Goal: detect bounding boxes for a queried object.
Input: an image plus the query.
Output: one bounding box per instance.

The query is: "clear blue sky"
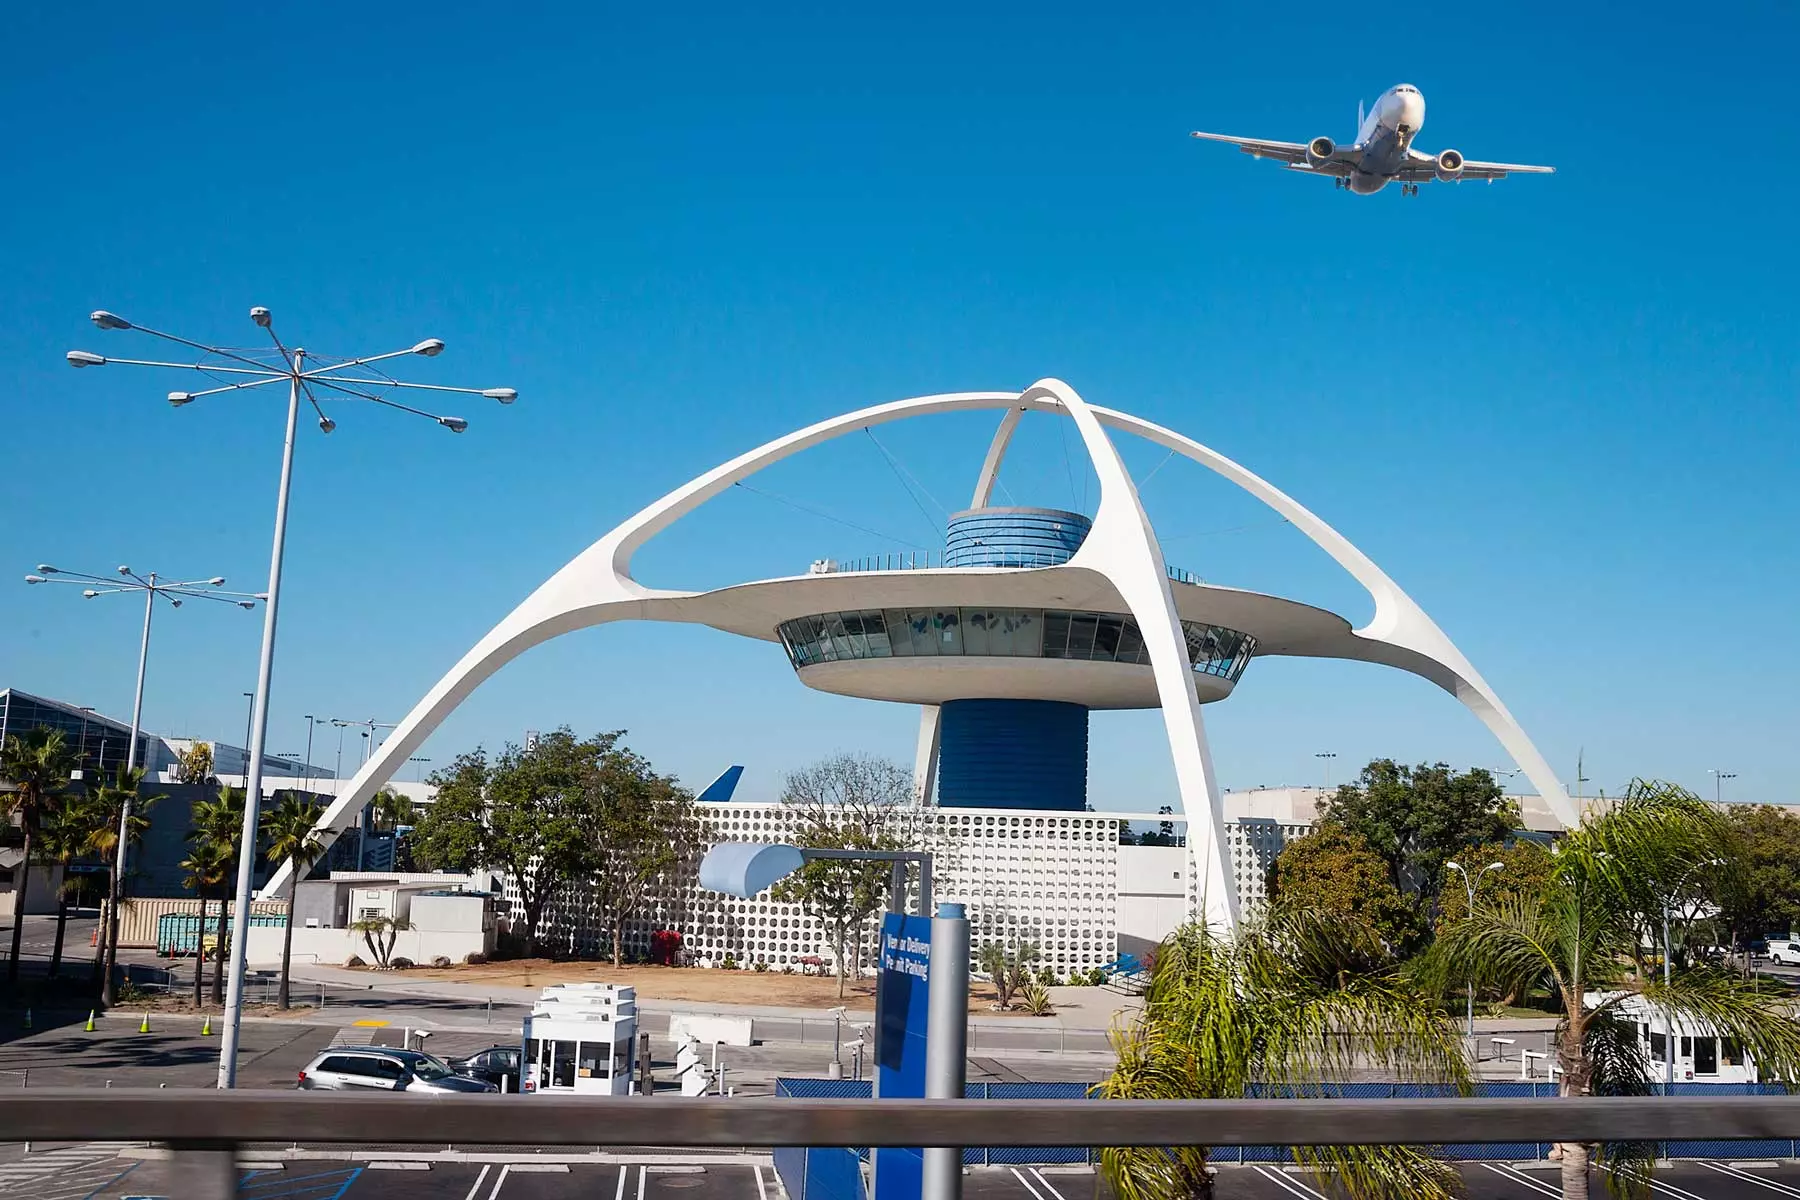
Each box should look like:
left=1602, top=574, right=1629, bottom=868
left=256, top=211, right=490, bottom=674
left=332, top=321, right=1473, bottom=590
left=3, top=2, right=1796, bottom=809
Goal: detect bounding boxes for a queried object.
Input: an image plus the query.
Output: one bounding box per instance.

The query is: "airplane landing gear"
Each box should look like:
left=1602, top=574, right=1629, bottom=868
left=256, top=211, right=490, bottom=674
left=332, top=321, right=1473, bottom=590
left=1334, top=176, right=1347, bottom=190
left=1400, top=183, right=1420, bottom=197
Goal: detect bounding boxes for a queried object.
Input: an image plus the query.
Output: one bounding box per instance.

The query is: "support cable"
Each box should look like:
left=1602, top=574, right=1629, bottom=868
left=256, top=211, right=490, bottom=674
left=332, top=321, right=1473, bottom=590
left=732, top=481, right=932, bottom=551
left=863, top=428, right=946, bottom=538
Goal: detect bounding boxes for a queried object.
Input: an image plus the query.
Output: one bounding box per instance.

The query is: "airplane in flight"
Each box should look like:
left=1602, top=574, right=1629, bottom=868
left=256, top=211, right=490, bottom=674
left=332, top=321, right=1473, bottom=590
left=1190, top=84, right=1553, bottom=196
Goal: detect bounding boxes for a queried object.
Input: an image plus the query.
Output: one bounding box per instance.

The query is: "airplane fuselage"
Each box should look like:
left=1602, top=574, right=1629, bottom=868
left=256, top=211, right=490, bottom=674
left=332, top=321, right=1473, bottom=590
left=1346, top=84, right=1426, bottom=193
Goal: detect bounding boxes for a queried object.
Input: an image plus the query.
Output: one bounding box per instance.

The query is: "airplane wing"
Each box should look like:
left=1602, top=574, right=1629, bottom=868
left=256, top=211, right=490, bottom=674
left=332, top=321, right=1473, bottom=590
left=1190, top=131, right=1354, bottom=176
left=1398, top=151, right=1556, bottom=183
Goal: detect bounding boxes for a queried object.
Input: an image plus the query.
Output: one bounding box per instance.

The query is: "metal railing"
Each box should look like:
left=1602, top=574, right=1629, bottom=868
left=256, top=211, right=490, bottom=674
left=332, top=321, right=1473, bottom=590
left=812, top=550, right=1205, bottom=585
left=4, top=1091, right=1799, bottom=1199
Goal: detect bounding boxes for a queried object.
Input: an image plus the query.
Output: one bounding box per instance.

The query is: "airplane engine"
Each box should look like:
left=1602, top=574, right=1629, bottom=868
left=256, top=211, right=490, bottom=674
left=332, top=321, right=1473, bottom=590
left=1435, top=149, right=1466, bottom=181
left=1305, top=137, right=1336, bottom=169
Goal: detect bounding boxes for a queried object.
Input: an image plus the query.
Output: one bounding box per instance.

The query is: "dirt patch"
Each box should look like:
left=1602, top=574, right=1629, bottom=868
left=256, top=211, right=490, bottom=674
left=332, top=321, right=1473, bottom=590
left=383, top=960, right=1053, bottom=1016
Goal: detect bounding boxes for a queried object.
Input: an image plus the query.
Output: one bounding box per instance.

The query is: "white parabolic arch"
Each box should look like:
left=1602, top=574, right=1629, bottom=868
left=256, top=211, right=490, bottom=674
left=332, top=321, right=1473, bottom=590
left=269, top=380, right=1575, bottom=930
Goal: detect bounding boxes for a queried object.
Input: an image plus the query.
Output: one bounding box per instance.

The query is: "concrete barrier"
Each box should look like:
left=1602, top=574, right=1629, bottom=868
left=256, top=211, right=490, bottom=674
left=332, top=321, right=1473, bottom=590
left=669, top=1013, right=754, bottom=1047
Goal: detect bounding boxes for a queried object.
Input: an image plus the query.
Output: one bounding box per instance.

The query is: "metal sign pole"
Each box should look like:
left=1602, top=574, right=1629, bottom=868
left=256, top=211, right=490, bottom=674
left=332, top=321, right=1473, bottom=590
left=921, top=902, right=969, bottom=1200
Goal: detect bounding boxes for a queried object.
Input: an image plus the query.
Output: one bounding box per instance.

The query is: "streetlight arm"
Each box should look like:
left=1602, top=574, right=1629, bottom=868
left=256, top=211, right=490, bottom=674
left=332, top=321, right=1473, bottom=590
left=306, top=376, right=456, bottom=423
left=307, top=376, right=514, bottom=399
left=123, top=322, right=286, bottom=375
left=169, top=376, right=292, bottom=401
left=81, top=357, right=285, bottom=378
left=299, top=346, right=431, bottom=376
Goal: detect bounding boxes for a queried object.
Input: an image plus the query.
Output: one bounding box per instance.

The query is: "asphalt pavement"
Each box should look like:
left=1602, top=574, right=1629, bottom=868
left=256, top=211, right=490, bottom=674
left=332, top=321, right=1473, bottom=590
left=7, top=1153, right=1800, bottom=1200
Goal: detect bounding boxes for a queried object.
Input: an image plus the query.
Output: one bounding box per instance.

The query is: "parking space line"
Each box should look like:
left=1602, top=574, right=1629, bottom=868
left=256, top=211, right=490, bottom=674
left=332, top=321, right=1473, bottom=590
left=78, top=1162, right=139, bottom=1200
left=616, top=1164, right=630, bottom=1200
left=486, top=1164, right=512, bottom=1200
left=1602, top=1165, right=1707, bottom=1200
left=1029, top=1169, right=1068, bottom=1200
left=1701, top=1162, right=1800, bottom=1197
left=1479, top=1163, right=1561, bottom=1198
left=1249, top=1165, right=1328, bottom=1200
left=1010, top=1167, right=1048, bottom=1200
left=462, top=1164, right=492, bottom=1200
left=754, top=1162, right=769, bottom=1200
left=638, top=1165, right=648, bottom=1200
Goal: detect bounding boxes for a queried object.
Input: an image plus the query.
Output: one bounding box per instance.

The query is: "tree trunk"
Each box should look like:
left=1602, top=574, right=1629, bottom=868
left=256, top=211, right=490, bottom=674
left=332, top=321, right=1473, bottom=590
left=101, top=860, right=124, bottom=1004
left=524, top=895, right=543, bottom=959
left=835, top=925, right=849, bottom=999
left=1558, top=1139, right=1591, bottom=1200
left=210, top=897, right=227, bottom=1006
left=611, top=921, right=624, bottom=968
left=193, top=898, right=207, bottom=1006
left=49, top=894, right=69, bottom=977
left=5, top=827, right=32, bottom=982
left=277, top=865, right=298, bottom=1010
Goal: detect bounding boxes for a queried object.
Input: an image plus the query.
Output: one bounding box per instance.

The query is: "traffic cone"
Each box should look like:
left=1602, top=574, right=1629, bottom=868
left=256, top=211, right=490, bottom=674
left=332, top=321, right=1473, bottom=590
left=139, top=1012, right=151, bottom=1033
left=201, top=1013, right=212, bottom=1036
left=85, top=1010, right=96, bottom=1032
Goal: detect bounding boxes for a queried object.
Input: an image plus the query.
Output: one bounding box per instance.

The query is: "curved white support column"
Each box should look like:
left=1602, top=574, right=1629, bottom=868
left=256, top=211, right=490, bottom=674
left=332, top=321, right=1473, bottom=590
left=1088, top=406, right=1575, bottom=828
left=913, top=704, right=941, bottom=807
left=970, top=407, right=1025, bottom=508
left=1032, top=380, right=1239, bottom=932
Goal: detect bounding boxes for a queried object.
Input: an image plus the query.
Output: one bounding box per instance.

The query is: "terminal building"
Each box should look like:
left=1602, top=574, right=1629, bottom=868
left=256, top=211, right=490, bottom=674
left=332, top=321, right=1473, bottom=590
left=274, top=379, right=1578, bottom=952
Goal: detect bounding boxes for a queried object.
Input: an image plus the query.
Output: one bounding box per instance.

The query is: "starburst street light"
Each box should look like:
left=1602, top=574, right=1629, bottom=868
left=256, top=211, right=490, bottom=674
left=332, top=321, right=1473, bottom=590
left=24, top=563, right=261, bottom=1006
left=66, top=306, right=516, bottom=1090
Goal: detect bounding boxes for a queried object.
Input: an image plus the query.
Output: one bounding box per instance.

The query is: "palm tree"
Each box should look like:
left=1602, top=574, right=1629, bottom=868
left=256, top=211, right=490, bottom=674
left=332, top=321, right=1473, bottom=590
left=34, top=795, right=94, bottom=979
left=86, top=766, right=160, bottom=1005
left=1096, top=908, right=1469, bottom=1200
left=370, top=788, right=414, bottom=833
left=189, top=786, right=246, bottom=1007
left=1, top=727, right=77, bottom=982
left=179, top=838, right=232, bottom=1007
left=264, top=792, right=326, bottom=1010
left=1435, top=781, right=1800, bottom=1200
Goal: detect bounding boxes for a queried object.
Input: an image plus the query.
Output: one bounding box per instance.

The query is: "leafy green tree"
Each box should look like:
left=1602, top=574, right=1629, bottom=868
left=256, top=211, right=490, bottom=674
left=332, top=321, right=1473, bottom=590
left=1435, top=781, right=1800, bottom=1200
left=1322, top=759, right=1518, bottom=917
left=768, top=754, right=913, bottom=998
left=1434, top=838, right=1557, bottom=1007
left=2, top=727, right=77, bottom=982
left=1269, top=823, right=1419, bottom=950
left=1714, top=805, right=1800, bottom=952
left=370, top=788, right=414, bottom=832
left=189, top=786, right=246, bottom=1006
left=1096, top=909, right=1469, bottom=1200
left=585, top=746, right=701, bottom=966
left=89, top=765, right=161, bottom=1005
left=413, top=728, right=619, bottom=958
left=265, top=792, right=328, bottom=1010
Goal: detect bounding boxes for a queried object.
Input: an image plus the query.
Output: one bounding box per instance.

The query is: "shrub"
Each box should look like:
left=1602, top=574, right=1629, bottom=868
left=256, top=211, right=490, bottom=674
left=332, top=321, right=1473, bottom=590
left=721, top=954, right=739, bottom=971
left=1036, top=965, right=1060, bottom=988
left=752, top=959, right=769, bottom=973
left=781, top=964, right=795, bottom=975
left=390, top=956, right=416, bottom=970
left=345, top=955, right=367, bottom=968
left=1086, top=967, right=1108, bottom=987
left=464, top=951, right=488, bottom=966
left=649, top=929, right=683, bottom=966
left=1023, top=982, right=1055, bottom=1016
left=430, top=955, right=453, bottom=969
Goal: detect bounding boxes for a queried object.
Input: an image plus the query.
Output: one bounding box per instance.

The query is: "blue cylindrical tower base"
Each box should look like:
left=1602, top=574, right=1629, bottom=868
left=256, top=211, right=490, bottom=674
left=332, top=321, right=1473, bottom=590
left=937, top=699, right=1089, bottom=811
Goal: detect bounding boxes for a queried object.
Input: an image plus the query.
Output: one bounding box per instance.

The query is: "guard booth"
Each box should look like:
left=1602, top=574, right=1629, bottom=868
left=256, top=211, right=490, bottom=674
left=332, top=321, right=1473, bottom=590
left=522, top=983, right=638, bottom=1096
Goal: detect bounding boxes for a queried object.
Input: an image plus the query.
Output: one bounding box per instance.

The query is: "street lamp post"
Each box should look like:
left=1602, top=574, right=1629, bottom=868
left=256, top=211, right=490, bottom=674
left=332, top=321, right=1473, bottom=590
left=23, top=564, right=259, bottom=1006
left=1446, top=859, right=1504, bottom=1039
left=1707, top=770, right=1737, bottom=805
left=1661, top=857, right=1724, bottom=1089
left=328, top=717, right=397, bottom=869
left=1314, top=751, right=1337, bottom=790
left=67, top=306, right=515, bottom=1089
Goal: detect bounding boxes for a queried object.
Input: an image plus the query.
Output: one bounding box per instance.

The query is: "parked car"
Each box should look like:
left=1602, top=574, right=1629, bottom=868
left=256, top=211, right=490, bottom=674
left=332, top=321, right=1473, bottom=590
left=297, top=1047, right=497, bottom=1093
left=449, top=1045, right=522, bottom=1090
left=1765, top=939, right=1800, bottom=966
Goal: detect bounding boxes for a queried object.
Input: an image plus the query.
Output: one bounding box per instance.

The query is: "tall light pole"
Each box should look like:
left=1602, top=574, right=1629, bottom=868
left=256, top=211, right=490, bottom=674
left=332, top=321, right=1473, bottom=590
left=1661, top=856, right=1724, bottom=1089
left=23, top=563, right=259, bottom=1006
left=328, top=717, right=397, bottom=868
left=1446, top=859, right=1504, bottom=1039
left=67, top=306, right=515, bottom=1089
left=240, top=692, right=256, bottom=778
left=1707, top=769, right=1737, bottom=805
left=301, top=715, right=328, bottom=789
left=1314, top=751, right=1337, bottom=790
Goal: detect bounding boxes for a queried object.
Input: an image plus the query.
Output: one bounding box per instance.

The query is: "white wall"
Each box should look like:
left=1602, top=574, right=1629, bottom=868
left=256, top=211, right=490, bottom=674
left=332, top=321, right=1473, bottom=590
left=243, top=923, right=490, bottom=968
left=1117, top=845, right=1188, bottom=956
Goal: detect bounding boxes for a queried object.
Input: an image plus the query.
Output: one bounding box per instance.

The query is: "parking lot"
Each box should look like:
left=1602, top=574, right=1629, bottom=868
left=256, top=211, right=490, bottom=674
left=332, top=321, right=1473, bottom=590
left=6, top=1151, right=1800, bottom=1200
